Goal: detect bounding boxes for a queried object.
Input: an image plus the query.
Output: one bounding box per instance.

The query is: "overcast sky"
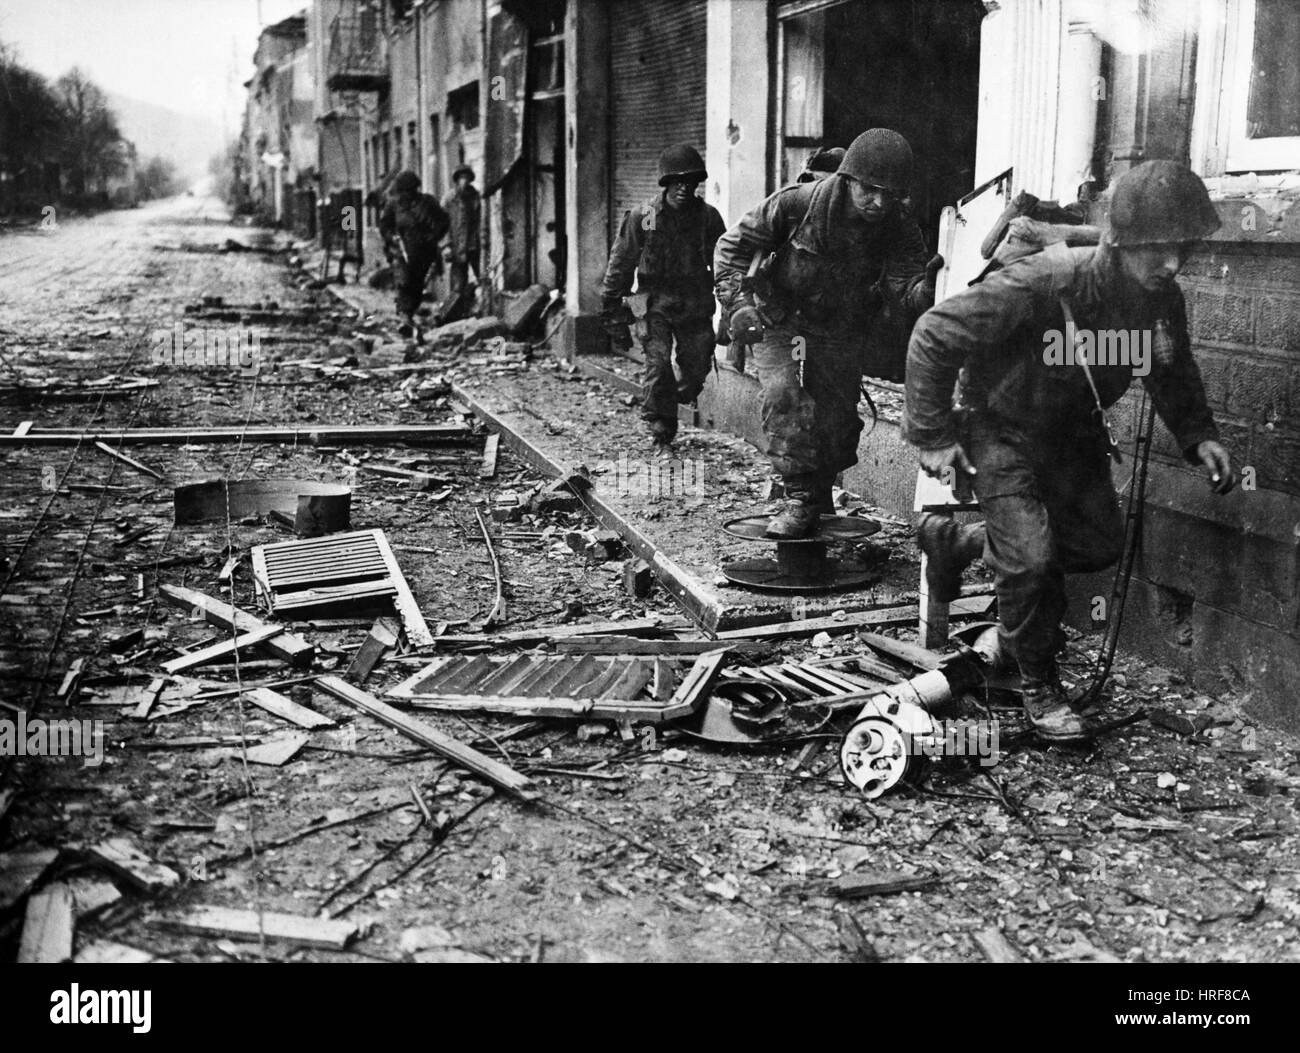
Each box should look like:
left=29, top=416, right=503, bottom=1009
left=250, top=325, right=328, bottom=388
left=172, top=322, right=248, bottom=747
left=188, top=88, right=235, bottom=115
left=0, top=0, right=307, bottom=136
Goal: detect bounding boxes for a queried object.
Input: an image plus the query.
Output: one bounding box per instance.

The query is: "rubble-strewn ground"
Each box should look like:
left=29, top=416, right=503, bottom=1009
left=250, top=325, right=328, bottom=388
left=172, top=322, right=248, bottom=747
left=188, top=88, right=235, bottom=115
left=1, top=198, right=1298, bottom=963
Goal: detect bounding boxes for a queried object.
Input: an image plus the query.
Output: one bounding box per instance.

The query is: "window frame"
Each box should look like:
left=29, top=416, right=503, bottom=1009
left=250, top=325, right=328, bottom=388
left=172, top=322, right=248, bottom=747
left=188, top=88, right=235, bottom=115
left=1192, top=0, right=1300, bottom=176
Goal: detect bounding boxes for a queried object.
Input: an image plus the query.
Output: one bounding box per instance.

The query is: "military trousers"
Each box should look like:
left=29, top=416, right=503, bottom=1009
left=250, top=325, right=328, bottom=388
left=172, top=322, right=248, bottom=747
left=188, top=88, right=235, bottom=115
left=966, top=414, right=1125, bottom=676
left=635, top=310, right=715, bottom=435
left=750, top=325, right=864, bottom=487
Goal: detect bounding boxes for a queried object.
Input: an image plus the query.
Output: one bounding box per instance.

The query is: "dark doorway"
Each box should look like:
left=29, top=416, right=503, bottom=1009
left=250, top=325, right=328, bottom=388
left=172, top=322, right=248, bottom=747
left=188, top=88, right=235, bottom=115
left=777, top=0, right=984, bottom=250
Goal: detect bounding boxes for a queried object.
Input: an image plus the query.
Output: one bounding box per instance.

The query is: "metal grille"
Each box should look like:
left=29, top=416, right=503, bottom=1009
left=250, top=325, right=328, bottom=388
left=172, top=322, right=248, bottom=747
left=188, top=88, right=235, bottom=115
left=609, top=0, right=708, bottom=229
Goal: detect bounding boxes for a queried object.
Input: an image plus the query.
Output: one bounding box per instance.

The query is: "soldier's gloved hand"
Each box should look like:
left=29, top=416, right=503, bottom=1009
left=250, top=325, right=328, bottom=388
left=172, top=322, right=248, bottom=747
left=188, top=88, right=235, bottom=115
left=729, top=305, right=765, bottom=345
left=1197, top=440, right=1236, bottom=495
left=607, top=324, right=633, bottom=352
left=924, top=254, right=945, bottom=291
left=919, top=442, right=976, bottom=491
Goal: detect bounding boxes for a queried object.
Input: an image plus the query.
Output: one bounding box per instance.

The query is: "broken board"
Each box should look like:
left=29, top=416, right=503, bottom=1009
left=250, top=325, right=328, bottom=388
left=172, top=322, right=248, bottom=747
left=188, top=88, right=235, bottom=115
left=316, top=675, right=538, bottom=800
left=161, top=906, right=358, bottom=949
left=158, top=584, right=315, bottom=668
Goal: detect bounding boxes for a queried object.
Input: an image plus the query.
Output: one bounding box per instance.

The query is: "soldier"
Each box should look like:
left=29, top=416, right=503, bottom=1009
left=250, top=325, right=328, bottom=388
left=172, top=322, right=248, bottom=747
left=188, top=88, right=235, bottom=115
left=442, top=164, right=481, bottom=321
left=600, top=143, right=727, bottom=451
left=797, top=146, right=844, bottom=183
left=714, top=128, right=940, bottom=537
left=378, top=169, right=449, bottom=337
left=904, top=160, right=1235, bottom=743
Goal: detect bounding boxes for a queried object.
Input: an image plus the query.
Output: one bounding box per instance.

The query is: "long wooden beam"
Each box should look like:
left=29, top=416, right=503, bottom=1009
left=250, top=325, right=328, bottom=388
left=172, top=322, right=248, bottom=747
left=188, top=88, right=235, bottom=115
left=315, top=675, right=538, bottom=801
left=1, top=423, right=470, bottom=447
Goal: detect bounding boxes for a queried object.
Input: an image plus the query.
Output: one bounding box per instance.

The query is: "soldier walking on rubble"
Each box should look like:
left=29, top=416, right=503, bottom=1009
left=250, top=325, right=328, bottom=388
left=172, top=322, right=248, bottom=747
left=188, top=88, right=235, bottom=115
left=441, top=164, right=481, bottom=322
left=714, top=129, right=941, bottom=538
left=904, top=160, right=1236, bottom=744
left=379, top=169, right=450, bottom=338
left=600, top=143, right=727, bottom=452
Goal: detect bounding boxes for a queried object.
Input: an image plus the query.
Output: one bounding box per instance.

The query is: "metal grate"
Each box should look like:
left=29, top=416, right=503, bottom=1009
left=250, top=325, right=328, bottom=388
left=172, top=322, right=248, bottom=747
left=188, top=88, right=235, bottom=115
left=389, top=651, right=728, bottom=724
left=251, top=528, right=432, bottom=645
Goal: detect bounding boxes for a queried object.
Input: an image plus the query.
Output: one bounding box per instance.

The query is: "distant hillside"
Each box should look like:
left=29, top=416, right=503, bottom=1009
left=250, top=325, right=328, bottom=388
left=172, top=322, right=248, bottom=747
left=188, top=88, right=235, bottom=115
left=108, top=92, right=227, bottom=187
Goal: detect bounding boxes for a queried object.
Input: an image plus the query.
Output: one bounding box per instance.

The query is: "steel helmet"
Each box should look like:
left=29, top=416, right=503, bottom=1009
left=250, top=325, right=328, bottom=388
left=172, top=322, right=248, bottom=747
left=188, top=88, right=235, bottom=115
left=390, top=170, right=421, bottom=193
left=1107, top=160, right=1220, bottom=245
left=840, top=129, right=913, bottom=195
left=657, top=143, right=707, bottom=186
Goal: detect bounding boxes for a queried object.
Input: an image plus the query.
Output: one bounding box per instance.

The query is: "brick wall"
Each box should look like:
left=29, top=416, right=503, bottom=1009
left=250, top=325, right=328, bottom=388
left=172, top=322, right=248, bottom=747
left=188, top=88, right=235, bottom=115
left=1178, top=245, right=1300, bottom=495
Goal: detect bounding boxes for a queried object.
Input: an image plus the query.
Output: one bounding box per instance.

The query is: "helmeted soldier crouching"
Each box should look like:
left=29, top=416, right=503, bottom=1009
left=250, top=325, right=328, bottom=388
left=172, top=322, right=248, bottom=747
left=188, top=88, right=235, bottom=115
left=379, top=170, right=450, bottom=337
left=714, top=129, right=940, bottom=538
left=904, top=160, right=1235, bottom=743
left=600, top=144, right=727, bottom=451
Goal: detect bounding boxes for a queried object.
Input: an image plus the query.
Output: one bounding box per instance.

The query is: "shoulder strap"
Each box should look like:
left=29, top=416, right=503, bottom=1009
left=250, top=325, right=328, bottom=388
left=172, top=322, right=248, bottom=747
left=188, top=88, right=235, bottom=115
left=1059, top=297, right=1123, bottom=463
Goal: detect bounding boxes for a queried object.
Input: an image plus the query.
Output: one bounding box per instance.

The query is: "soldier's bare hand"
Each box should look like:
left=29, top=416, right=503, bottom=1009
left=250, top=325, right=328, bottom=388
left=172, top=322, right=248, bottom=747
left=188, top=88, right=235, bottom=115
left=919, top=443, right=976, bottom=483
left=1197, top=440, right=1235, bottom=495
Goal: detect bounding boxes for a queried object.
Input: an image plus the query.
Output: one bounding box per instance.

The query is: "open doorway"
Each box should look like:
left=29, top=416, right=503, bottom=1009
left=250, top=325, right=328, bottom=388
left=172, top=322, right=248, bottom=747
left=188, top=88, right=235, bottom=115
left=776, top=0, right=984, bottom=249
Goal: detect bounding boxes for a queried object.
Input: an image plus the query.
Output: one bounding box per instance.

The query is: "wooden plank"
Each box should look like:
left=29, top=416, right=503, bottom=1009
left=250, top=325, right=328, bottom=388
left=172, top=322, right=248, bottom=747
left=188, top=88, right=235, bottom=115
left=714, top=596, right=993, bottom=643
left=372, top=530, right=433, bottom=646
left=93, top=440, right=165, bottom=481
left=66, top=877, right=123, bottom=919
left=406, top=695, right=593, bottom=717
left=160, top=624, right=285, bottom=674
left=343, top=616, right=400, bottom=684
left=834, top=871, right=940, bottom=899
left=858, top=632, right=945, bottom=671
left=242, top=687, right=334, bottom=729
left=87, top=838, right=180, bottom=893
left=158, top=584, right=314, bottom=668
left=974, top=927, right=1025, bottom=964
left=316, top=675, right=538, bottom=800
left=0, top=847, right=59, bottom=911
left=162, top=906, right=357, bottom=949
left=131, top=677, right=167, bottom=719
left=478, top=432, right=500, bottom=478
left=1, top=423, right=471, bottom=447
left=244, top=731, right=310, bottom=766
left=659, top=650, right=728, bottom=722
left=555, top=636, right=737, bottom=656
left=18, top=883, right=74, bottom=963
left=57, top=657, right=86, bottom=701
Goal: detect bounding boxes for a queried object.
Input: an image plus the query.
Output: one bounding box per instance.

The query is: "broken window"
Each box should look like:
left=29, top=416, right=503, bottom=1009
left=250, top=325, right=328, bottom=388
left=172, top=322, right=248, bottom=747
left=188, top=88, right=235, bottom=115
left=448, top=81, right=480, bottom=132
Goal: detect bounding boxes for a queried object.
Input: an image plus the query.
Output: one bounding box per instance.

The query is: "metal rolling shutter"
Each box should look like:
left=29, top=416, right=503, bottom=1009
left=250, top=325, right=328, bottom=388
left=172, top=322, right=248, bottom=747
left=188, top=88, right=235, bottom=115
left=609, top=0, right=708, bottom=229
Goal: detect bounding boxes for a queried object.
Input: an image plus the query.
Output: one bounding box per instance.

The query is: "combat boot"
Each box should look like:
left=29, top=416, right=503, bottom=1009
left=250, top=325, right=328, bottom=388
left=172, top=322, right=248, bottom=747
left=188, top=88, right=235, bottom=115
left=647, top=418, right=676, bottom=454
left=811, top=469, right=838, bottom=515
left=766, top=482, right=820, bottom=538
left=1021, top=674, right=1095, bottom=744
left=916, top=513, right=985, bottom=603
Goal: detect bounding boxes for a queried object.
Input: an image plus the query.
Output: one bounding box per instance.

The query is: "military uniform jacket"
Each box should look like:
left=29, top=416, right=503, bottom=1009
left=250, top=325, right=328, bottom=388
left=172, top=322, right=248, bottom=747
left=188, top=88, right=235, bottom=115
left=903, top=242, right=1219, bottom=460
left=379, top=193, right=450, bottom=258
left=601, top=194, right=727, bottom=319
left=714, top=176, right=931, bottom=335
left=443, top=185, right=481, bottom=257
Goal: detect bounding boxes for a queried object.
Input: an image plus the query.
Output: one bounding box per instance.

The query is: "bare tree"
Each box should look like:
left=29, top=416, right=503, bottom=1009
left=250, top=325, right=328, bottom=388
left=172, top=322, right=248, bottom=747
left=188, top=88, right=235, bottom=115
left=55, top=67, right=123, bottom=197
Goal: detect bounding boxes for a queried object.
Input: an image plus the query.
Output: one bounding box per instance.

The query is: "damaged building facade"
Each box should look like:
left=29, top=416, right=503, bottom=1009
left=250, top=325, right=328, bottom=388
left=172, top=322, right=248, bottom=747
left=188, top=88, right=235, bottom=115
left=242, top=0, right=1300, bottom=726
